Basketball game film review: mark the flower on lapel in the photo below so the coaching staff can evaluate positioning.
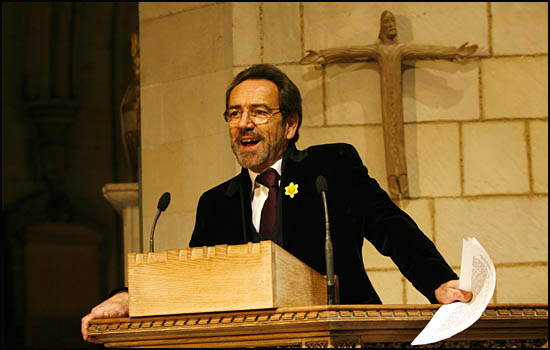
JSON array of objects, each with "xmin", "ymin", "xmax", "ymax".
[{"xmin": 284, "ymin": 182, "xmax": 299, "ymax": 198}]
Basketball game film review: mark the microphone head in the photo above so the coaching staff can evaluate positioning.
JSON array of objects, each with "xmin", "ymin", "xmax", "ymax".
[
  {"xmin": 157, "ymin": 192, "xmax": 171, "ymax": 212},
  {"xmin": 315, "ymin": 175, "xmax": 328, "ymax": 194}
]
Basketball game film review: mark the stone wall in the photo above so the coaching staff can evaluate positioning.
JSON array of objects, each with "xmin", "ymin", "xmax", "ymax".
[
  {"xmin": 139, "ymin": 3, "xmax": 235, "ymax": 251},
  {"xmin": 139, "ymin": 2, "xmax": 547, "ymax": 304}
]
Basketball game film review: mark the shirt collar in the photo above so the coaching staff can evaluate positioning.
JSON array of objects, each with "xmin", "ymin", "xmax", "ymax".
[{"xmin": 248, "ymin": 158, "xmax": 283, "ymax": 191}]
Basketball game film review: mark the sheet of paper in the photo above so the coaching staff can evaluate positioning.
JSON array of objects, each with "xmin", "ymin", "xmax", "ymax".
[{"xmin": 411, "ymin": 237, "xmax": 496, "ymax": 346}]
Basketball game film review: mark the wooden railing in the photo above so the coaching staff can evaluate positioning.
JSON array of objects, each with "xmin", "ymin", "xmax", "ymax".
[{"xmin": 89, "ymin": 303, "xmax": 548, "ymax": 348}]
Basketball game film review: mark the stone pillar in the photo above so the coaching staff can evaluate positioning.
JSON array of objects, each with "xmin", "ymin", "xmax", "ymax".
[
  {"xmin": 24, "ymin": 2, "xmax": 80, "ymax": 188},
  {"xmin": 102, "ymin": 183, "xmax": 140, "ymax": 284}
]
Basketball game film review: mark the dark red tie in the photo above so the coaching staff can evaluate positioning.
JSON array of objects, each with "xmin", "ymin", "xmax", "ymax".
[{"xmin": 256, "ymin": 169, "xmax": 280, "ymax": 239}]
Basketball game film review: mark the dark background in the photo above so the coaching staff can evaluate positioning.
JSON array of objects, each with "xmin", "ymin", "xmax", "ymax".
[{"xmin": 2, "ymin": 2, "xmax": 139, "ymax": 347}]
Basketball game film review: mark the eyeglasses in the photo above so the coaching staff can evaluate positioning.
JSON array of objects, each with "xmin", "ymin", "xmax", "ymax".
[{"xmin": 223, "ymin": 106, "xmax": 282, "ymax": 125}]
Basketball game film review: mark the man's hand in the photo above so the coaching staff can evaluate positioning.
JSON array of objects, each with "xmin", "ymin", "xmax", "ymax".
[
  {"xmin": 81, "ymin": 291, "xmax": 129, "ymax": 344},
  {"xmin": 434, "ymin": 279, "xmax": 473, "ymax": 304}
]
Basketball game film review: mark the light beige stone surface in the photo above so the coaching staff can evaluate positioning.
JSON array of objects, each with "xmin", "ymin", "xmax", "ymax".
[
  {"xmin": 325, "ymin": 62, "xmax": 382, "ymax": 125},
  {"xmin": 140, "ymin": 85, "xmax": 164, "ymax": 148},
  {"xmin": 366, "ymin": 269, "xmax": 404, "ymax": 304},
  {"xmin": 405, "ymin": 123, "xmax": 461, "ymax": 198},
  {"xmin": 181, "ymin": 133, "xmax": 237, "ymax": 212},
  {"xmin": 529, "ymin": 120, "xmax": 548, "ymax": 193},
  {"xmin": 482, "ymin": 57, "xmax": 548, "ymax": 119},
  {"xmin": 141, "ymin": 70, "xmax": 232, "ymax": 148},
  {"xmin": 303, "ymin": 3, "xmax": 488, "ymax": 55},
  {"xmin": 402, "ymin": 61, "xmax": 479, "ymax": 122},
  {"xmin": 142, "ymin": 132, "xmax": 234, "ymax": 243},
  {"xmin": 362, "ymin": 243, "xmax": 395, "ymax": 271},
  {"xmin": 139, "ymin": 2, "xmax": 216, "ymax": 22},
  {"xmin": 141, "ymin": 142, "xmax": 186, "ymax": 214},
  {"xmin": 231, "ymin": 66, "xmax": 244, "ymax": 80},
  {"xmin": 282, "ymin": 65, "xmax": 324, "ymax": 127},
  {"xmin": 140, "ymin": 3, "xmax": 232, "ymax": 86},
  {"xmin": 463, "ymin": 121, "xmax": 529, "ymax": 195},
  {"xmin": 362, "ymin": 199, "xmax": 434, "ymax": 270},
  {"xmin": 143, "ymin": 211, "xmax": 197, "ymax": 252},
  {"xmin": 303, "ymin": 2, "xmax": 382, "ymax": 49},
  {"xmin": 232, "ymin": 3, "xmax": 261, "ymax": 66},
  {"xmin": 263, "ymin": 3, "xmax": 302, "ymax": 64},
  {"xmin": 400, "ymin": 199, "xmax": 435, "ymax": 241},
  {"xmin": 495, "ymin": 265, "xmax": 548, "ymax": 303},
  {"xmin": 296, "ymin": 125, "xmax": 387, "ymax": 190},
  {"xmin": 492, "ymin": 2, "xmax": 548, "ymax": 55},
  {"xmin": 138, "ymin": 2, "xmax": 549, "ymax": 305},
  {"xmin": 404, "ymin": 280, "xmax": 428, "ymax": 304},
  {"xmin": 435, "ymin": 197, "xmax": 548, "ymax": 266}
]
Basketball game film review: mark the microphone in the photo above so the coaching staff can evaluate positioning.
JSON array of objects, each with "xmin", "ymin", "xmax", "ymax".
[
  {"xmin": 316, "ymin": 175, "xmax": 336, "ymax": 305},
  {"xmin": 149, "ymin": 192, "xmax": 171, "ymax": 252}
]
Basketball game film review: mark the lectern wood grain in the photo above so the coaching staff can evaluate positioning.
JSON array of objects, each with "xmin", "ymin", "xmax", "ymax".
[{"xmin": 128, "ymin": 241, "xmax": 327, "ymax": 317}]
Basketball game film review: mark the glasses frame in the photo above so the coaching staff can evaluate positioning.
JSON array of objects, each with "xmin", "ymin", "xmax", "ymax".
[{"xmin": 223, "ymin": 106, "xmax": 282, "ymax": 125}]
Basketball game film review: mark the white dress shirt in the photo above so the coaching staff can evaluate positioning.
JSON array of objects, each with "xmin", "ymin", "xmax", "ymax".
[{"xmin": 248, "ymin": 159, "xmax": 282, "ymax": 232}]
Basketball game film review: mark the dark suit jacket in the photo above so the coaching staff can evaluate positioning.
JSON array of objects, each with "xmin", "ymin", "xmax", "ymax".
[{"xmin": 189, "ymin": 143, "xmax": 457, "ymax": 304}]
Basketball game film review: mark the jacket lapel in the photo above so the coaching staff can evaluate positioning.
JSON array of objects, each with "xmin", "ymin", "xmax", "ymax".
[
  {"xmin": 280, "ymin": 145, "xmax": 328, "ymax": 273},
  {"xmin": 281, "ymin": 146, "xmax": 316, "ymax": 243},
  {"xmin": 225, "ymin": 168, "xmax": 255, "ymax": 244}
]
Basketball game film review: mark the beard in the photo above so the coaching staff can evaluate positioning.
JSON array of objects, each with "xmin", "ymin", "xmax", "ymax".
[{"xmin": 231, "ymin": 130, "xmax": 288, "ymax": 172}]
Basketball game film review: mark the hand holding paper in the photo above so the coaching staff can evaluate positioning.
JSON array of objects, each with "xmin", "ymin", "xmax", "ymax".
[
  {"xmin": 411, "ymin": 237, "xmax": 496, "ymax": 346},
  {"xmin": 434, "ymin": 279, "xmax": 473, "ymax": 304}
]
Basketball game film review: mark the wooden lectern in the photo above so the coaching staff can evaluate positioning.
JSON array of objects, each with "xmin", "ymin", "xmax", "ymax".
[
  {"xmin": 128, "ymin": 241, "xmax": 327, "ymax": 316},
  {"xmin": 89, "ymin": 242, "xmax": 548, "ymax": 347}
]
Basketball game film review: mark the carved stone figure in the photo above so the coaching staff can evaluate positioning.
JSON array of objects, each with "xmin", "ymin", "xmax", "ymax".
[
  {"xmin": 300, "ymin": 11, "xmax": 478, "ymax": 199},
  {"xmin": 120, "ymin": 32, "xmax": 141, "ymax": 181}
]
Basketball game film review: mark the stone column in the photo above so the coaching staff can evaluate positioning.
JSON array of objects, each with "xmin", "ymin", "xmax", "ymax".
[
  {"xmin": 102, "ymin": 183, "xmax": 140, "ymax": 284},
  {"xmin": 24, "ymin": 2, "xmax": 80, "ymax": 188}
]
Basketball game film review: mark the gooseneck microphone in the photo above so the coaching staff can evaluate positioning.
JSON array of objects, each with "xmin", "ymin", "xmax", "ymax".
[
  {"xmin": 149, "ymin": 192, "xmax": 171, "ymax": 252},
  {"xmin": 316, "ymin": 175, "xmax": 336, "ymax": 305}
]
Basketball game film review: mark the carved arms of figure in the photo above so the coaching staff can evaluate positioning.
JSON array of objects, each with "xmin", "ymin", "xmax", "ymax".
[
  {"xmin": 300, "ymin": 46, "xmax": 380, "ymax": 66},
  {"xmin": 402, "ymin": 42, "xmax": 478, "ymax": 60}
]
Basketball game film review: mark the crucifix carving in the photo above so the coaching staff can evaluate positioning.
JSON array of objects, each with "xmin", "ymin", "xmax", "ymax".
[{"xmin": 300, "ymin": 10, "xmax": 477, "ymax": 199}]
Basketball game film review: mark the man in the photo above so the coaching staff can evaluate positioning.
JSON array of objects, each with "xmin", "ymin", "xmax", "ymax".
[{"xmin": 82, "ymin": 64, "xmax": 471, "ymax": 343}]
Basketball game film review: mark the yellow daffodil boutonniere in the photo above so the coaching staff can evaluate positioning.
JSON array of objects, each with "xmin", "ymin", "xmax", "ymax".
[{"xmin": 284, "ymin": 182, "xmax": 299, "ymax": 198}]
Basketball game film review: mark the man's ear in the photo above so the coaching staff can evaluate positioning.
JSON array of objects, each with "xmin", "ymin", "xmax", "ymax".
[{"xmin": 284, "ymin": 113, "xmax": 299, "ymax": 141}]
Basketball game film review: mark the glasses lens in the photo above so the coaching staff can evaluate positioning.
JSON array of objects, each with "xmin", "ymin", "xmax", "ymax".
[
  {"xmin": 224, "ymin": 108, "xmax": 280, "ymax": 124},
  {"xmin": 250, "ymin": 107, "xmax": 270, "ymax": 124},
  {"xmin": 225, "ymin": 109, "xmax": 240, "ymax": 122}
]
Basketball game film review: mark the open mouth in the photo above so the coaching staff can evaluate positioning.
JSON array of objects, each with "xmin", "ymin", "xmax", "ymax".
[{"xmin": 240, "ymin": 137, "xmax": 261, "ymax": 148}]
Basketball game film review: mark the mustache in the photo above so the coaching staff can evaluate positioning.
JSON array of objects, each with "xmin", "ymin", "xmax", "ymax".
[{"xmin": 233, "ymin": 131, "xmax": 265, "ymax": 141}]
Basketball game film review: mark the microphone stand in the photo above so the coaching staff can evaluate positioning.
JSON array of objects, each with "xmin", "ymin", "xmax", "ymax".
[
  {"xmin": 149, "ymin": 210, "xmax": 161, "ymax": 253},
  {"xmin": 320, "ymin": 190, "xmax": 336, "ymax": 305},
  {"xmin": 316, "ymin": 175, "xmax": 336, "ymax": 305},
  {"xmin": 149, "ymin": 192, "xmax": 171, "ymax": 253}
]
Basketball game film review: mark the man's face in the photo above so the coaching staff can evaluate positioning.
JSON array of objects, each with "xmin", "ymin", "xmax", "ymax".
[
  {"xmin": 381, "ymin": 12, "xmax": 397, "ymax": 39},
  {"xmin": 228, "ymin": 79, "xmax": 297, "ymax": 173}
]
